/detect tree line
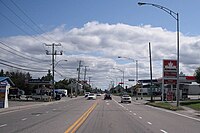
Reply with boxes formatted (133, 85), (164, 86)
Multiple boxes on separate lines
(0, 69), (94, 95)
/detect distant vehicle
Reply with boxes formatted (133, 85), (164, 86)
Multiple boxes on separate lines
(97, 93), (101, 96)
(104, 93), (112, 100)
(8, 88), (24, 99)
(54, 89), (67, 97)
(60, 89), (67, 97)
(55, 93), (62, 100)
(87, 93), (96, 100)
(84, 92), (90, 97)
(121, 95), (131, 103)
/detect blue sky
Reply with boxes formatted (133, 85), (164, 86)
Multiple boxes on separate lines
(1, 0), (200, 37)
(1, 0), (200, 89)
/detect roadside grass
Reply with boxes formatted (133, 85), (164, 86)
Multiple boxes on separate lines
(146, 102), (182, 111)
(180, 100), (200, 111)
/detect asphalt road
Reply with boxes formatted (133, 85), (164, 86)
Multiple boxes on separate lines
(1, 95), (200, 133)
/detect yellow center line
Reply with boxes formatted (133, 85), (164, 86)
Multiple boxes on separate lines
(65, 101), (98, 133)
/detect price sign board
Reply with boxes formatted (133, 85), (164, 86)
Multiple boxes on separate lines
(163, 59), (177, 84)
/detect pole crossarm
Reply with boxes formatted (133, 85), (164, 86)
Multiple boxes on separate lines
(138, 2), (178, 20)
(113, 67), (125, 88)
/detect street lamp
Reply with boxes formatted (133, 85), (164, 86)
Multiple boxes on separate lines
(113, 68), (125, 89)
(118, 56), (139, 99)
(138, 2), (180, 107)
(118, 56), (138, 84)
(54, 60), (68, 67)
(106, 76), (115, 88)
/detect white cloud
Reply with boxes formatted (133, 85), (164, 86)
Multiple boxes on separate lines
(1, 21), (200, 89)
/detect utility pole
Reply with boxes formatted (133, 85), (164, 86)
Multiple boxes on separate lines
(84, 66), (89, 82)
(149, 42), (153, 102)
(88, 77), (91, 88)
(76, 61), (82, 96)
(83, 66), (89, 92)
(45, 43), (62, 99)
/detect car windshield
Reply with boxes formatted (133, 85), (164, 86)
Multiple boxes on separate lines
(89, 93), (94, 96)
(122, 95), (130, 97)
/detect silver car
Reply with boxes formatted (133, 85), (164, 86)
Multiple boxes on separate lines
(121, 95), (132, 103)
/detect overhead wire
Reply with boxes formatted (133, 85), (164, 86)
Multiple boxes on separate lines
(0, 62), (48, 72)
(9, 0), (55, 42)
(0, 11), (42, 43)
(0, 0), (65, 75)
(0, 59), (48, 71)
(0, 0), (53, 43)
(0, 41), (50, 63)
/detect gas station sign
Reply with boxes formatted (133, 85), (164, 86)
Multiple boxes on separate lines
(163, 59), (177, 84)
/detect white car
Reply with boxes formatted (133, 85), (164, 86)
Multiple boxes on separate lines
(87, 93), (96, 100)
(121, 95), (132, 103)
(84, 92), (90, 97)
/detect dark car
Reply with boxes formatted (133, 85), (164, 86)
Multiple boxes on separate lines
(55, 93), (62, 100)
(104, 93), (112, 100)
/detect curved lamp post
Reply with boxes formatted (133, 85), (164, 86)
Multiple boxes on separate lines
(138, 2), (180, 107)
(54, 59), (68, 67)
(118, 56), (139, 99)
(113, 68), (125, 89)
(118, 56), (138, 83)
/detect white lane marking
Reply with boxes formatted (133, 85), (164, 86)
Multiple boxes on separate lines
(106, 103), (110, 105)
(105, 101), (108, 103)
(139, 116), (142, 119)
(160, 129), (168, 133)
(21, 118), (27, 121)
(36, 114), (40, 117)
(53, 109), (56, 110)
(147, 122), (152, 125)
(113, 98), (128, 109)
(129, 111), (132, 113)
(46, 111), (49, 113)
(133, 113), (137, 115)
(0, 124), (7, 128)
(146, 105), (200, 122)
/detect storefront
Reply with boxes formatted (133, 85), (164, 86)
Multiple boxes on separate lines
(0, 77), (14, 108)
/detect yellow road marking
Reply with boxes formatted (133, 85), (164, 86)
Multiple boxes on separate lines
(65, 102), (97, 133)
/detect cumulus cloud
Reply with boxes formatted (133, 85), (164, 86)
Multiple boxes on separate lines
(1, 21), (200, 89)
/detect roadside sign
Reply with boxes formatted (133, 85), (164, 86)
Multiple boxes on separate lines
(163, 59), (177, 85)
(28, 79), (51, 85)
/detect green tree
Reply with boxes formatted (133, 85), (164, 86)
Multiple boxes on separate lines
(195, 67), (200, 83)
(41, 69), (52, 81)
(0, 69), (4, 76)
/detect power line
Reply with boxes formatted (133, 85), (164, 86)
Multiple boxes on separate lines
(0, 41), (50, 63)
(0, 61), (48, 72)
(0, 59), (48, 71)
(0, 12), (42, 43)
(9, 0), (55, 42)
(0, 0), (52, 42)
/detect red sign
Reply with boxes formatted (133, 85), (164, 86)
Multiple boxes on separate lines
(164, 79), (177, 84)
(164, 72), (177, 77)
(163, 59), (177, 85)
(163, 59), (177, 70)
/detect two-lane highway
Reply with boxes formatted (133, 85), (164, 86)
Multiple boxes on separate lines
(0, 97), (96, 133)
(1, 95), (200, 133)
(77, 95), (200, 133)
